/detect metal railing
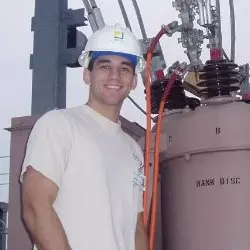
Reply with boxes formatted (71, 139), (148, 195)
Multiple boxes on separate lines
(0, 156), (10, 197)
(0, 156), (9, 250)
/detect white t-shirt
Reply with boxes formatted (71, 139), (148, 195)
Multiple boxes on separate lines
(21, 105), (144, 250)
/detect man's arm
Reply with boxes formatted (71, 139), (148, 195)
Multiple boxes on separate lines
(135, 212), (149, 250)
(22, 166), (71, 250)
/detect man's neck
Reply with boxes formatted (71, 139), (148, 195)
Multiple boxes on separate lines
(86, 101), (121, 123)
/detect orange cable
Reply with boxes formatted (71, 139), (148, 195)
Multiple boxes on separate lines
(149, 73), (178, 250)
(142, 26), (169, 246)
(143, 27), (167, 227)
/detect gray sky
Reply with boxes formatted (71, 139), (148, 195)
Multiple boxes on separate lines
(0, 0), (249, 201)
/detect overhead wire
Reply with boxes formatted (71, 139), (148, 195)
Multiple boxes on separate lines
(82, 0), (106, 31)
(81, 0), (99, 31)
(89, 0), (97, 8)
(81, 0), (92, 14)
(128, 96), (154, 121)
(131, 0), (148, 40)
(117, 0), (132, 30)
(116, 0), (152, 120)
(222, 49), (230, 61)
(0, 156), (9, 159)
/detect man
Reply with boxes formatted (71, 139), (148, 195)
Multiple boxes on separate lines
(21, 24), (149, 250)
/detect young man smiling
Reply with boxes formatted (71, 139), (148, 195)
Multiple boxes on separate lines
(20, 24), (149, 250)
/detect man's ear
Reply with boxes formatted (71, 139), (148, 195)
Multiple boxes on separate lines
(83, 69), (91, 85)
(131, 74), (138, 90)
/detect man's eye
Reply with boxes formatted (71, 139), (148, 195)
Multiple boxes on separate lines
(100, 65), (110, 69)
(121, 67), (131, 72)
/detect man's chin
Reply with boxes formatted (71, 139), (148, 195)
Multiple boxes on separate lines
(102, 96), (126, 106)
(101, 96), (126, 107)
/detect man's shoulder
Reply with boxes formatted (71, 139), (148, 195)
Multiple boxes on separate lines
(32, 107), (80, 135)
(34, 109), (67, 127)
(36, 106), (84, 125)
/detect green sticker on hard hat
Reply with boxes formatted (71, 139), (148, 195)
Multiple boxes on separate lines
(113, 31), (124, 40)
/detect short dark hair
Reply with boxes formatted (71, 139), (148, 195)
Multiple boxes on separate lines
(87, 59), (94, 71)
(87, 51), (94, 71)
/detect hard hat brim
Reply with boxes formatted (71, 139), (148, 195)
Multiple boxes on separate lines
(78, 51), (145, 73)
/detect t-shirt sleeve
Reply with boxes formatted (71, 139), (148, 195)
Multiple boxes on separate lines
(20, 110), (71, 187)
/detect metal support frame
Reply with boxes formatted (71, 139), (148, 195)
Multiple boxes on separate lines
(30, 0), (87, 115)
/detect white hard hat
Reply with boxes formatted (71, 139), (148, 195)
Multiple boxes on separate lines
(78, 24), (145, 73)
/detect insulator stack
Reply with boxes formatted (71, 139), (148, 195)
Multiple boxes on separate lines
(150, 78), (200, 114)
(198, 59), (240, 98)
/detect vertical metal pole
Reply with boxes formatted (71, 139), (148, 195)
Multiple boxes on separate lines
(31, 0), (68, 115)
(229, 0), (236, 61)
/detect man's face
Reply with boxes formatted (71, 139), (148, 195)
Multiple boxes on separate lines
(84, 55), (137, 107)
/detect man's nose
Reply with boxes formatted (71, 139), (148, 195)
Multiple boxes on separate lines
(109, 67), (120, 79)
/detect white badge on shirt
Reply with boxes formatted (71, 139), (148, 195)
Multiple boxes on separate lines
(132, 153), (145, 191)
